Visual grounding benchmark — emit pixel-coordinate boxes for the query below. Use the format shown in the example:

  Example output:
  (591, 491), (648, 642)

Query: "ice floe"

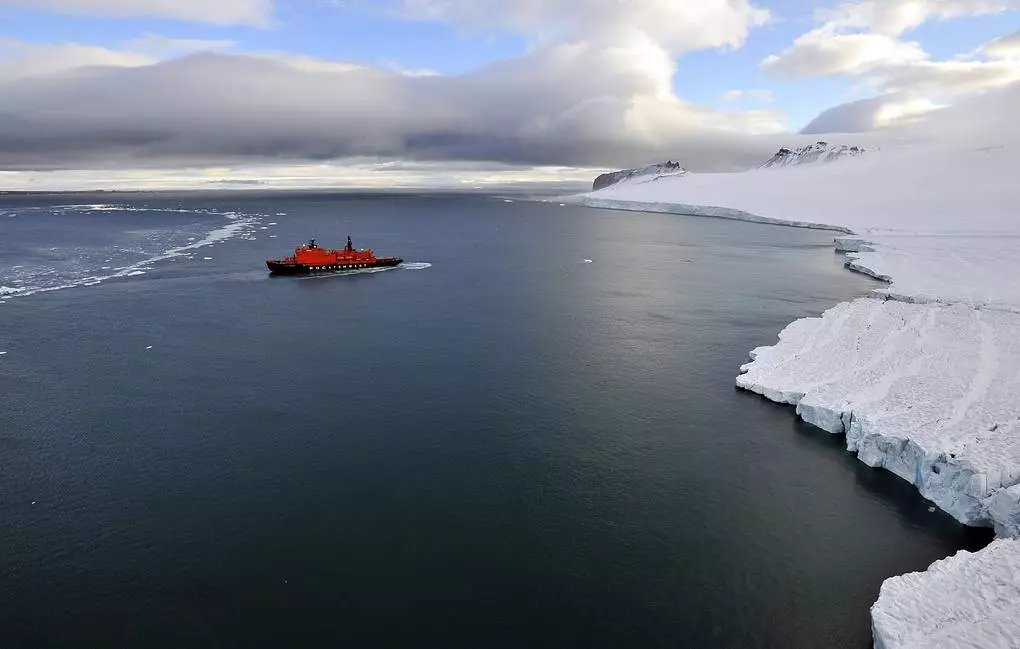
(0, 205), (261, 299)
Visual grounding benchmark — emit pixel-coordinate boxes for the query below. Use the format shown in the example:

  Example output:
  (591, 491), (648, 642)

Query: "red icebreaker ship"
(266, 236), (402, 275)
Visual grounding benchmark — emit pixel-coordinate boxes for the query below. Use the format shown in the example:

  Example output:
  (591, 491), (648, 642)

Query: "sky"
(1, 0), (1020, 189)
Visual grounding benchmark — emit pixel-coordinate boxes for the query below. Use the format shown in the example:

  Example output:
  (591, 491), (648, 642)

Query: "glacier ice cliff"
(736, 298), (1020, 531)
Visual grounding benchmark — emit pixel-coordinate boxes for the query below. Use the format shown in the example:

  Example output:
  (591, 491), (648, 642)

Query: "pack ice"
(571, 84), (1020, 647)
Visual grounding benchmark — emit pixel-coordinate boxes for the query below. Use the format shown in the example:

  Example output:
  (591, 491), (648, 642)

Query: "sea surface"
(0, 191), (991, 648)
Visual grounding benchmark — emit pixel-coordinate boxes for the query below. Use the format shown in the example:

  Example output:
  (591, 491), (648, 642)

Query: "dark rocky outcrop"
(592, 160), (685, 191)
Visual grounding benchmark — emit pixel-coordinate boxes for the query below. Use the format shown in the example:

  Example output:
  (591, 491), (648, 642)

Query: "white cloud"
(720, 88), (774, 102)
(762, 29), (927, 78)
(801, 93), (945, 133)
(874, 59), (1020, 96)
(765, 1), (1020, 134)
(0, 0), (274, 26)
(815, 0), (1020, 37)
(123, 33), (237, 57)
(392, 0), (771, 55)
(0, 35), (237, 83)
(980, 29), (1020, 60)
(0, 0), (789, 175)
(0, 38), (154, 83)
(383, 61), (441, 77)
(0, 41), (791, 173)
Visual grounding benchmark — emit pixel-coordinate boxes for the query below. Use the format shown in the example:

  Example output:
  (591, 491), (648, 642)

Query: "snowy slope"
(566, 83), (1020, 648)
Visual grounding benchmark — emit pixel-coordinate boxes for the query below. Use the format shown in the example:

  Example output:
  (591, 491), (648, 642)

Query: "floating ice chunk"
(0, 351), (7, 355)
(203, 257), (213, 260)
(268, 222), (278, 226)
(584, 259), (593, 263)
(872, 538), (1020, 649)
(145, 346), (153, 350)
(503, 199), (513, 203)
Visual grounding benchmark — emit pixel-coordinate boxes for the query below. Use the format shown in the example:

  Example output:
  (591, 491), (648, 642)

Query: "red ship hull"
(267, 256), (402, 274)
(266, 236), (402, 275)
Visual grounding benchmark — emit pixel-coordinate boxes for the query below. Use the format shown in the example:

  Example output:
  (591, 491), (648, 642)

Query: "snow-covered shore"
(566, 130), (1020, 646)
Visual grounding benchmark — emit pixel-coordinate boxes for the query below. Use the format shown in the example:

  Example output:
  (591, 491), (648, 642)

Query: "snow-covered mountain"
(759, 141), (866, 168)
(593, 143), (865, 192)
(592, 160), (687, 191)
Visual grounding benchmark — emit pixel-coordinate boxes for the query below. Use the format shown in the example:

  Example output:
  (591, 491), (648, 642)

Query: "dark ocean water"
(0, 192), (991, 648)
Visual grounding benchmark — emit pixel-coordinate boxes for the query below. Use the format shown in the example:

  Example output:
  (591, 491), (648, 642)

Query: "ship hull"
(267, 257), (403, 275)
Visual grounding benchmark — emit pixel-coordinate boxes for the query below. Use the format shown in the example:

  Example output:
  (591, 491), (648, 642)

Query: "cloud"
(0, 38), (155, 83)
(720, 88), (773, 102)
(382, 61), (441, 77)
(766, 1), (1020, 134)
(0, 0), (274, 25)
(874, 59), (1020, 96)
(390, 0), (771, 54)
(801, 94), (944, 133)
(0, 35), (236, 83)
(123, 33), (237, 57)
(0, 1), (789, 175)
(763, 31), (927, 78)
(815, 0), (1020, 37)
(0, 42), (795, 174)
(980, 29), (1020, 60)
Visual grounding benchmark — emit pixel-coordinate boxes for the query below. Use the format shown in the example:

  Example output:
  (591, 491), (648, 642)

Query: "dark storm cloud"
(0, 50), (787, 172)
